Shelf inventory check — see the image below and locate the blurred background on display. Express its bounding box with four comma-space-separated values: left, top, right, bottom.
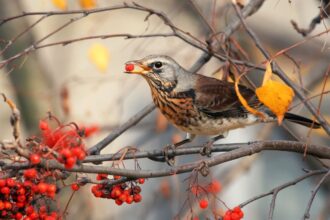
0, 0, 329, 219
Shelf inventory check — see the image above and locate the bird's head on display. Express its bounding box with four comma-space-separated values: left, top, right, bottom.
125, 55, 183, 87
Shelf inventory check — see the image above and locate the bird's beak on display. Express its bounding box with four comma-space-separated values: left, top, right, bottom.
124, 60, 151, 75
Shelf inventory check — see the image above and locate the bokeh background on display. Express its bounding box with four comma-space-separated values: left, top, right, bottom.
0, 0, 329, 219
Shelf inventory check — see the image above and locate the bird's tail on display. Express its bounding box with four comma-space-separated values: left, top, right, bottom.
284, 112, 321, 129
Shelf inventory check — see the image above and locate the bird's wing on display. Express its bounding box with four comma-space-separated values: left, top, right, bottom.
194, 74, 261, 118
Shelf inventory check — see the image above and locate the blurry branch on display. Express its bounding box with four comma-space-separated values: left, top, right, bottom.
303, 170, 330, 220
2, 140, 330, 180
233, 3, 330, 136
291, 0, 330, 37
239, 169, 328, 220
0, 2, 208, 69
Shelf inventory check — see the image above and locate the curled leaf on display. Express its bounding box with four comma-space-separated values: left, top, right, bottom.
234, 76, 265, 119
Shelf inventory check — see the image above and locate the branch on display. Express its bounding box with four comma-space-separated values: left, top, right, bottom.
3, 141, 329, 181
303, 170, 330, 220
239, 169, 327, 220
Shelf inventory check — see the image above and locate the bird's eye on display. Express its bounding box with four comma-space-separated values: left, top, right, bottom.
153, 61, 163, 69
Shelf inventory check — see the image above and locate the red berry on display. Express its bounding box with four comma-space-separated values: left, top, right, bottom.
0, 201, 4, 210
133, 194, 142, 203
110, 188, 122, 198
208, 180, 222, 193
29, 212, 39, 219
119, 194, 127, 202
24, 168, 38, 179
25, 206, 34, 215
17, 187, 26, 195
39, 205, 47, 213
6, 178, 15, 187
29, 154, 41, 165
15, 212, 23, 220
37, 182, 48, 194
17, 195, 26, 202
96, 174, 108, 180
76, 150, 86, 160
233, 206, 244, 218
65, 157, 76, 169
230, 212, 240, 220
23, 180, 33, 188
125, 63, 134, 72
138, 178, 145, 184
223, 215, 231, 220
1, 186, 10, 194
115, 199, 123, 206
199, 199, 208, 209
0, 179, 6, 187
126, 195, 133, 204
4, 201, 12, 210
47, 184, 57, 194
71, 183, 80, 191
16, 202, 25, 208
60, 148, 72, 158
84, 125, 99, 137
39, 120, 49, 131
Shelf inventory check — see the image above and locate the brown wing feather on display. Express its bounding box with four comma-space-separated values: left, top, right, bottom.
194, 74, 260, 117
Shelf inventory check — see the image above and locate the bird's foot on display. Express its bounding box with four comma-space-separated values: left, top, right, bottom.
200, 141, 214, 157
163, 144, 176, 166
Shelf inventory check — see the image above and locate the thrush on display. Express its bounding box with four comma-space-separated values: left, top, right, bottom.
125, 55, 320, 150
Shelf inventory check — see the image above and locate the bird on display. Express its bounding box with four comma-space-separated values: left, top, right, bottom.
124, 55, 321, 151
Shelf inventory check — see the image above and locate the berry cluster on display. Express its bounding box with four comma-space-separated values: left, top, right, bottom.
0, 177, 60, 220
91, 174, 144, 206
223, 207, 244, 220
28, 120, 88, 169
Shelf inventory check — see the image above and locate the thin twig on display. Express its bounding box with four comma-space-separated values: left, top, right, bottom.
303, 170, 330, 220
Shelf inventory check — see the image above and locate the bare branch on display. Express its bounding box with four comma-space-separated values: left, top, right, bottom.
303, 170, 330, 220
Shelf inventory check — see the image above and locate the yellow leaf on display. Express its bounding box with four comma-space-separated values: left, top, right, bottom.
52, 0, 67, 10
235, 76, 266, 119
79, 0, 97, 9
256, 80, 294, 124
88, 43, 110, 73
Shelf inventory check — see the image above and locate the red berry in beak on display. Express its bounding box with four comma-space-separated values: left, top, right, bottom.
125, 63, 134, 72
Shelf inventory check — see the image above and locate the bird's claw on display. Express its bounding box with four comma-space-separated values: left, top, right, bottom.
163, 144, 176, 166
200, 141, 213, 157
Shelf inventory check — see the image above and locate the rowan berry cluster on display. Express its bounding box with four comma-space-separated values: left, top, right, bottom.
0, 177, 60, 220
28, 120, 88, 169
223, 207, 244, 220
91, 174, 144, 206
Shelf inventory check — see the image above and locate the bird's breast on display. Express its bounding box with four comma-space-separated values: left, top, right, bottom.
149, 85, 262, 136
